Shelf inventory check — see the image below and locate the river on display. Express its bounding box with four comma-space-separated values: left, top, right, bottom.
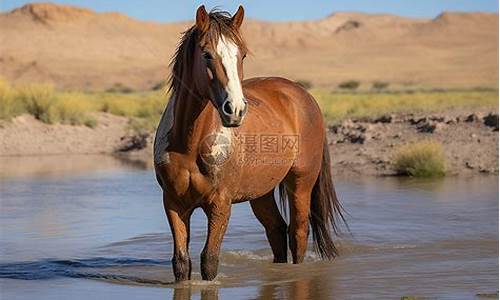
0, 155, 497, 299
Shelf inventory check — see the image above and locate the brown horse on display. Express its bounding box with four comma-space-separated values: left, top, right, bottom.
154, 5, 345, 282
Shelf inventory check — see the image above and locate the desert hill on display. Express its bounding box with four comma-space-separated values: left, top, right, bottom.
0, 3, 498, 90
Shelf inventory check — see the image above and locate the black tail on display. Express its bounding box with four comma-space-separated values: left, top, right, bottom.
309, 139, 347, 259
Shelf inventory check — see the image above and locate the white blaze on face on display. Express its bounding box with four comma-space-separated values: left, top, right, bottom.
216, 35, 245, 115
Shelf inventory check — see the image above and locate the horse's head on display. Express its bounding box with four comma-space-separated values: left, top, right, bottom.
194, 5, 248, 127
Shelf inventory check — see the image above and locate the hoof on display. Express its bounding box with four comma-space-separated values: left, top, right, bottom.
200, 251, 219, 281
172, 253, 191, 281
273, 257, 287, 263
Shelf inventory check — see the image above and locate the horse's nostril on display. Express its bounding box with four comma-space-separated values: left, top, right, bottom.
222, 100, 234, 116
240, 103, 248, 117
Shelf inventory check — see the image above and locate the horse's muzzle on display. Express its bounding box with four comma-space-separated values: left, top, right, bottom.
220, 99, 247, 127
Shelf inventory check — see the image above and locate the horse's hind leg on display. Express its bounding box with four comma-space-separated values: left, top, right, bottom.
163, 191, 193, 281
284, 172, 317, 264
250, 191, 288, 263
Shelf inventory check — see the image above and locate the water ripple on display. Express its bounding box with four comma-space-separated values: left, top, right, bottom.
0, 257, 170, 282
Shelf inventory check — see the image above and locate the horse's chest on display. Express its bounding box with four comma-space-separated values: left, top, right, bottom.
198, 127, 234, 168
158, 153, 225, 200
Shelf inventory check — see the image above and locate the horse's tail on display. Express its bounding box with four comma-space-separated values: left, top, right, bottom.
309, 138, 347, 259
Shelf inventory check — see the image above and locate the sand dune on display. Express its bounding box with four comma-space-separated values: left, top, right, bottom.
0, 3, 498, 90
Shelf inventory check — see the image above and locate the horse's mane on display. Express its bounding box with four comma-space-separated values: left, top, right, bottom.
167, 9, 248, 97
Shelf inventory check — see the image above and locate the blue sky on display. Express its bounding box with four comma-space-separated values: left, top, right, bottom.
1, 0, 498, 22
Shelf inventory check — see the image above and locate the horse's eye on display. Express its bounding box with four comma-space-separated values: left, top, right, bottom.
242, 53, 247, 59
203, 52, 213, 60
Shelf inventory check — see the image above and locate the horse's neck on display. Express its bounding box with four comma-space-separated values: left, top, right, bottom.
170, 90, 214, 154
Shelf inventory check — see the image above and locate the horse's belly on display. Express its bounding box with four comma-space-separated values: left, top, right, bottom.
223, 129, 299, 200
227, 155, 292, 201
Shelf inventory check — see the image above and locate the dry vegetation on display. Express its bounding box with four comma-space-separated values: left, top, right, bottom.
313, 89, 499, 123
1, 78, 498, 133
393, 141, 446, 177
0, 79, 165, 131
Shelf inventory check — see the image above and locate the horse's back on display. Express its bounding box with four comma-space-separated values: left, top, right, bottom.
243, 76, 324, 133
243, 77, 310, 101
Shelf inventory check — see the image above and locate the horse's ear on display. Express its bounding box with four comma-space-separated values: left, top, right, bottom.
232, 5, 245, 29
196, 5, 209, 32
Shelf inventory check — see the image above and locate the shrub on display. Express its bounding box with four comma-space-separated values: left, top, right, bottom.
83, 116, 97, 128
296, 79, 313, 90
135, 93, 164, 119
0, 79, 25, 119
99, 94, 140, 116
393, 141, 446, 177
151, 80, 167, 91
48, 94, 95, 125
372, 81, 389, 90
128, 117, 157, 133
106, 83, 135, 94
338, 80, 360, 90
127, 94, 165, 133
16, 83, 56, 123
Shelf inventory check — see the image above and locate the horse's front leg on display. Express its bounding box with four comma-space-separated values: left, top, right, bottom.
200, 199, 231, 281
163, 192, 193, 281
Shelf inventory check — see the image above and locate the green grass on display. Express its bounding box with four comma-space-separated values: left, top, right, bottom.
393, 141, 446, 177
313, 89, 498, 123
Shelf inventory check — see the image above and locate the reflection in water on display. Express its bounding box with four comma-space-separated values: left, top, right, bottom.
256, 277, 330, 300
173, 286, 219, 300
172, 278, 330, 300
171, 277, 329, 300
0, 155, 498, 300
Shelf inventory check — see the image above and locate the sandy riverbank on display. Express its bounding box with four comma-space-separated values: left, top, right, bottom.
1, 109, 498, 178
327, 108, 498, 177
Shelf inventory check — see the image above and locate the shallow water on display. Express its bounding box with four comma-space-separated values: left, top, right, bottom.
0, 155, 498, 299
